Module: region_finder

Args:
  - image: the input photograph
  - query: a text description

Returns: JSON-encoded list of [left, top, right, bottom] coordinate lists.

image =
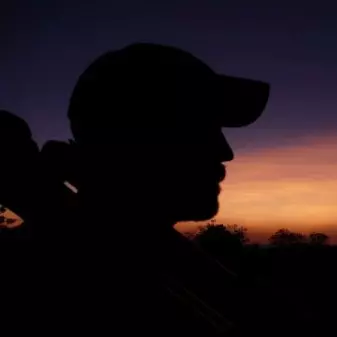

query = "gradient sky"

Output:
[[177, 133, 337, 242], [2, 0, 337, 241]]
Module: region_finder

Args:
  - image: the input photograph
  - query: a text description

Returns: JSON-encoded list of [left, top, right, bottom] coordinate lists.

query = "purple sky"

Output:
[[1, 0, 337, 150]]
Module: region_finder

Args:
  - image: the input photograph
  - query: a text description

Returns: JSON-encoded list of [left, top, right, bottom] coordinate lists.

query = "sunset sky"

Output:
[[177, 133, 337, 242], [2, 0, 337, 241]]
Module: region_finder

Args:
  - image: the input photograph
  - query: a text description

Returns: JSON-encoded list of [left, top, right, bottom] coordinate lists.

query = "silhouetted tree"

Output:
[[309, 232, 329, 245], [0, 206, 11, 238], [226, 224, 250, 245], [269, 229, 307, 246], [6, 218, 16, 226], [194, 221, 249, 254], [183, 232, 196, 240], [0, 206, 6, 228], [0, 206, 16, 230]]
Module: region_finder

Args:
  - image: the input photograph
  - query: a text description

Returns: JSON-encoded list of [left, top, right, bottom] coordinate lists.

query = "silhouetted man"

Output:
[[66, 43, 270, 336], [0, 110, 42, 332]]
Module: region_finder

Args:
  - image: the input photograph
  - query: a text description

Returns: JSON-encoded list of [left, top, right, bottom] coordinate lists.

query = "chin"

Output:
[[179, 199, 220, 222], [194, 206, 219, 221]]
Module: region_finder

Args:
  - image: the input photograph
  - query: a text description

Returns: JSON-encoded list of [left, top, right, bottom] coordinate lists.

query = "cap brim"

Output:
[[216, 75, 270, 127]]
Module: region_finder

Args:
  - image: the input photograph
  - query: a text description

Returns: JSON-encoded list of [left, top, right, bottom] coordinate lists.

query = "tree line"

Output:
[[185, 219, 330, 247]]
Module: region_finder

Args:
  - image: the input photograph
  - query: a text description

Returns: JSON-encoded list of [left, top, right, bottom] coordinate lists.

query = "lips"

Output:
[[218, 164, 226, 182], [193, 163, 226, 185]]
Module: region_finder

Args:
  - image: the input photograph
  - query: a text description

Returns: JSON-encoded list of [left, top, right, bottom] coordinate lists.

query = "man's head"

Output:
[[68, 43, 270, 223], [0, 110, 39, 174], [0, 110, 38, 152], [0, 110, 39, 219]]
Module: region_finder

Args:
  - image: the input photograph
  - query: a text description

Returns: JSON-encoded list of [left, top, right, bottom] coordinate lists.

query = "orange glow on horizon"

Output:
[[177, 134, 337, 243], [3, 133, 337, 242]]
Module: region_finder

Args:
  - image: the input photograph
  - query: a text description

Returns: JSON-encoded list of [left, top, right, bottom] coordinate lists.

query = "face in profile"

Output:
[[67, 44, 270, 230], [162, 124, 234, 223], [82, 123, 234, 225]]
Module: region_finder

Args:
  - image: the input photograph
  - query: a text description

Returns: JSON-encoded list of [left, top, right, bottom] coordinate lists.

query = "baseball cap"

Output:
[[68, 43, 270, 142]]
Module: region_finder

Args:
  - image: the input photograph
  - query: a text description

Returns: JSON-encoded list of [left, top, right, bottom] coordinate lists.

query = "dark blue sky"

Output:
[[2, 0, 337, 151]]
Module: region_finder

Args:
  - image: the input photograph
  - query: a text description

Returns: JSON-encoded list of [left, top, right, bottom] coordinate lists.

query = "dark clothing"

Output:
[[10, 227, 236, 336], [58, 227, 239, 336]]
